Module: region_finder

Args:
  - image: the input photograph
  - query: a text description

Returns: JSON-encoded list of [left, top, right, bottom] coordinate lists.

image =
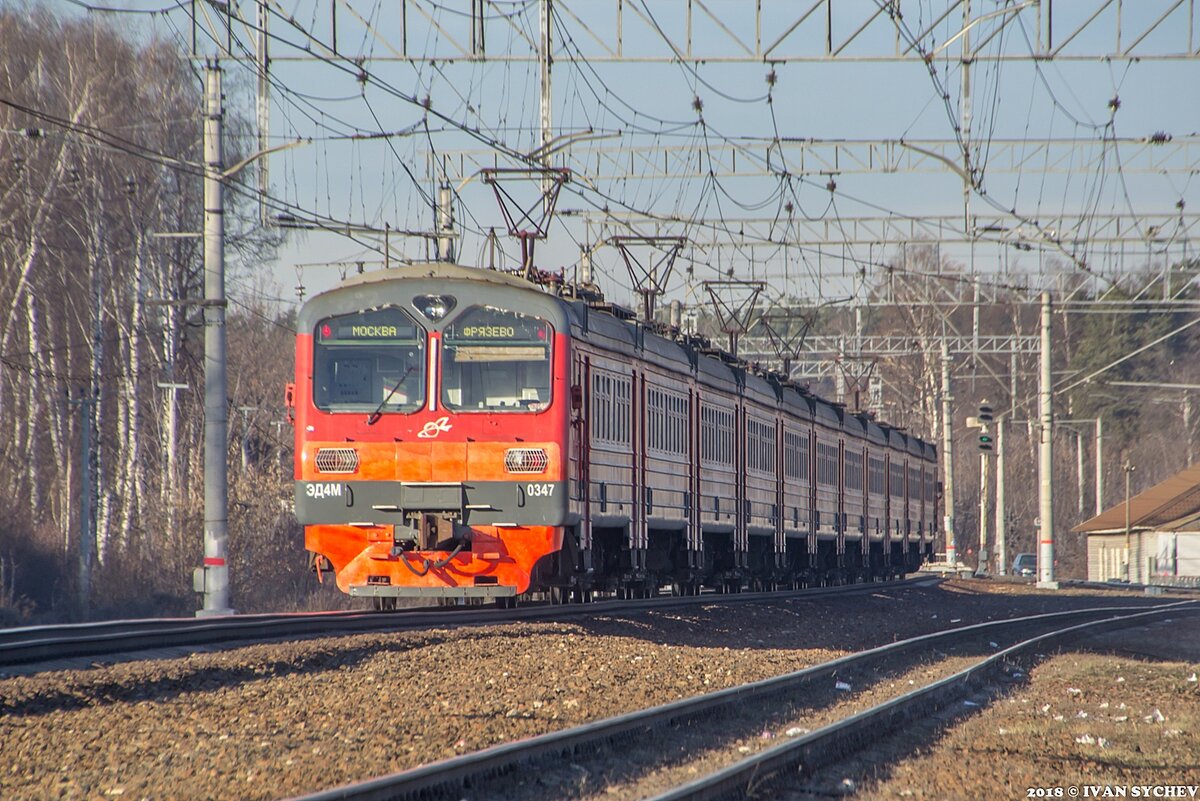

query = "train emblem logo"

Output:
[[417, 416, 453, 438]]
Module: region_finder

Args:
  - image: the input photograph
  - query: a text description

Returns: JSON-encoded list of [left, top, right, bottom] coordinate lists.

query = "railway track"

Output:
[[0, 576, 938, 668], [284, 599, 1200, 801]]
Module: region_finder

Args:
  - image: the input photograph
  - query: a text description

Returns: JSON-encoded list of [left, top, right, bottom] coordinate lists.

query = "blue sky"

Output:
[[57, 0, 1200, 310]]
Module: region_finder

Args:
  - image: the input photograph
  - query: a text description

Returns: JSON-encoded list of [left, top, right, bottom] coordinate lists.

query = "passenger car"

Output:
[[1012, 552, 1036, 577]]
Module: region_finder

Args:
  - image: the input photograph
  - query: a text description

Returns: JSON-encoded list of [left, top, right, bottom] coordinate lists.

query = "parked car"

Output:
[[1012, 552, 1037, 577]]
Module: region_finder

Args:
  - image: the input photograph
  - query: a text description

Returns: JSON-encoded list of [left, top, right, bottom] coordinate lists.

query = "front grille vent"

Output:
[[504, 448, 548, 474], [315, 447, 359, 474]]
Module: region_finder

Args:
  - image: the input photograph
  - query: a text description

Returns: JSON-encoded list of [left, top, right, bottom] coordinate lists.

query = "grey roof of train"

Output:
[[297, 262, 574, 332], [813, 398, 842, 428], [867, 420, 889, 446]]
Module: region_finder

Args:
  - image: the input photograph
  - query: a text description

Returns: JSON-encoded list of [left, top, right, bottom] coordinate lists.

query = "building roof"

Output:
[[1074, 463, 1200, 534]]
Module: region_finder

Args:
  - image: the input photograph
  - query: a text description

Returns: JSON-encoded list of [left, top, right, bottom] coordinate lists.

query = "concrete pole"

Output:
[[1095, 416, 1103, 517], [942, 343, 956, 565], [1124, 461, 1135, 582], [437, 182, 455, 262], [978, 449, 989, 573], [580, 245, 592, 285], [539, 0, 553, 217], [961, 0, 973, 233], [256, 0, 270, 224], [1037, 291, 1057, 588], [995, 417, 1006, 575], [1010, 349, 1018, 418], [1185, 394, 1193, 465], [1076, 430, 1085, 514], [198, 61, 234, 616]]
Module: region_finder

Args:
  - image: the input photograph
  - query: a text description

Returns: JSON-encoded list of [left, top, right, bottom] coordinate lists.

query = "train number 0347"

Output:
[[525, 483, 555, 497]]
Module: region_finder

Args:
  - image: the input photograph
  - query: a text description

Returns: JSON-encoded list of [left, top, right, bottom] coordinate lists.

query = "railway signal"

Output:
[[977, 404, 994, 452], [967, 404, 995, 452]]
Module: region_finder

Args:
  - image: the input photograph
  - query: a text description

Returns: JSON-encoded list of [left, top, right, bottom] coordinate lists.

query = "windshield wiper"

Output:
[[367, 366, 415, 425]]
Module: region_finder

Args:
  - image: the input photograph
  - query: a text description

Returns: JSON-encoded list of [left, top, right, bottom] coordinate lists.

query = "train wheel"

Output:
[[549, 586, 568, 605]]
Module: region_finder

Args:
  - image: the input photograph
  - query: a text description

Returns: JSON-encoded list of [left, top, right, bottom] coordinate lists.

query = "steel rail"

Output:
[[1064, 579, 1200, 595], [0, 576, 938, 668], [283, 600, 1197, 801], [646, 603, 1200, 801]]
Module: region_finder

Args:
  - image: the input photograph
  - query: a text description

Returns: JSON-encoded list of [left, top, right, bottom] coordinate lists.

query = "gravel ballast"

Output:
[[0, 580, 1193, 801], [788, 614, 1200, 801]]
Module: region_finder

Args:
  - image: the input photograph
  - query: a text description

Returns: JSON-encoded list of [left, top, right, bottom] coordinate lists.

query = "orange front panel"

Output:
[[430, 442, 468, 481], [305, 524, 386, 574], [300, 442, 400, 481], [306, 523, 562, 595], [396, 443, 435, 481], [357, 443, 404, 480], [302, 441, 566, 483], [467, 441, 562, 482]]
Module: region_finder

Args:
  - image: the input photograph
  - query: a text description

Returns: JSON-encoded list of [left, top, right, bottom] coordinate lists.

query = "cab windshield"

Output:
[[313, 307, 425, 413], [441, 305, 552, 412]]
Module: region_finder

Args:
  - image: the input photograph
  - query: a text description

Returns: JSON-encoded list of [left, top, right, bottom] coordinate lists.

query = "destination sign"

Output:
[[348, 324, 400, 338], [447, 306, 550, 343], [317, 307, 420, 342], [461, 325, 516, 338]]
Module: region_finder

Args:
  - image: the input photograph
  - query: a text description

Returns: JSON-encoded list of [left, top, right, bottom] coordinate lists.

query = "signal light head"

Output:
[[978, 433, 994, 451]]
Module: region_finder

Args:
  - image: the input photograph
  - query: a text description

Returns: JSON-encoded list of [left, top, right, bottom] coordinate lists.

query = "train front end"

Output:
[[289, 264, 571, 605]]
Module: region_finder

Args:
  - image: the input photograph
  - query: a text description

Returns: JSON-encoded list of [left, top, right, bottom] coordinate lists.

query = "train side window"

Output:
[[592, 371, 631, 445], [784, 431, 801, 479], [817, 442, 838, 486], [845, 451, 864, 492], [869, 456, 885, 495], [747, 417, 775, 474], [700, 403, 733, 466], [592, 372, 611, 442], [647, 386, 687, 456], [618, 378, 630, 443]]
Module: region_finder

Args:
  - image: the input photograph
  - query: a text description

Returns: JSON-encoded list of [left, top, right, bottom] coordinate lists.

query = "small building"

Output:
[[1073, 463, 1200, 586]]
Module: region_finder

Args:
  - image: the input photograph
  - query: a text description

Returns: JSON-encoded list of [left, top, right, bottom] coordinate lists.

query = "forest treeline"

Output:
[[0, 7, 331, 622], [2, 7, 1197, 622]]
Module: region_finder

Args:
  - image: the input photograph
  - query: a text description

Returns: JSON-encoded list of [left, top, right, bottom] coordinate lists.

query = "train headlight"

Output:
[[504, 448, 548, 474], [413, 294, 456, 321], [315, 447, 359, 473]]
